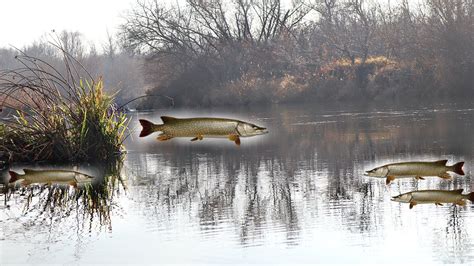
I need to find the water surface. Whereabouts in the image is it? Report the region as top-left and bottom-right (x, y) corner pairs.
(1, 101), (473, 264)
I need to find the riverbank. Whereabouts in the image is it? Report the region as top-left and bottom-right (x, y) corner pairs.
(137, 56), (473, 109)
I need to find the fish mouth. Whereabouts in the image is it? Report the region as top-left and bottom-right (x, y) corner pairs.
(390, 197), (402, 202)
(256, 127), (268, 134)
(391, 196), (407, 203)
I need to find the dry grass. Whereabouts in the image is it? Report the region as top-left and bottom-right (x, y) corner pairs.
(317, 56), (399, 83)
(0, 46), (128, 163)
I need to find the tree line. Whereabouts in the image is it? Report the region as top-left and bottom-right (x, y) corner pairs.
(120, 0), (473, 107)
(1, 1), (472, 108)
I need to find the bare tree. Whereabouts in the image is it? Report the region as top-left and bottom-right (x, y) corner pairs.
(58, 30), (85, 59)
(120, 0), (310, 56)
(347, 0), (377, 64)
(311, 0), (377, 64)
(116, 0), (474, 106)
(103, 30), (117, 59)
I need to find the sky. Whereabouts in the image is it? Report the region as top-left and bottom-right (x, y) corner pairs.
(0, 0), (137, 50)
(0, 0), (406, 51)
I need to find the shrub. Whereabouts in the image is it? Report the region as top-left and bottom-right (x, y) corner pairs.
(0, 47), (128, 163)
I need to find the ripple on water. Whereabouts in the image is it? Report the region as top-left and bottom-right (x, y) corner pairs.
(3, 102), (474, 263)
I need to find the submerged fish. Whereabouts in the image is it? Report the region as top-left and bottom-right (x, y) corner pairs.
(139, 116), (268, 145)
(365, 160), (464, 184)
(392, 189), (474, 209)
(8, 169), (93, 187)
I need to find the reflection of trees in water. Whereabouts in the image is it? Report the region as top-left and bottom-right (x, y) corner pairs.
(236, 168), (265, 245)
(432, 207), (473, 263)
(0, 159), (125, 252)
(129, 152), (303, 245)
(126, 104), (474, 249)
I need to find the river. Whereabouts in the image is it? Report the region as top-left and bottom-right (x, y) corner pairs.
(1, 101), (473, 264)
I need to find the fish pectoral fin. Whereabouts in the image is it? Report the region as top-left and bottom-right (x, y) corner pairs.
(455, 200), (466, 206)
(435, 202), (443, 206)
(191, 135), (203, 141)
(385, 176), (396, 185)
(229, 134), (240, 146)
(69, 181), (78, 188)
(409, 201), (417, 209)
(157, 135), (173, 141)
(438, 173), (451, 179)
(415, 176), (425, 180)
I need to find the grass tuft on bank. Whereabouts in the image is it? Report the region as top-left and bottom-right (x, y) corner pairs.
(0, 46), (128, 163)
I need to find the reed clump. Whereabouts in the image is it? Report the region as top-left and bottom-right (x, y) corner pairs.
(0, 46), (128, 163)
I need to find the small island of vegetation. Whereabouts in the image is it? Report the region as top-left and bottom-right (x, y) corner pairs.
(0, 45), (127, 164)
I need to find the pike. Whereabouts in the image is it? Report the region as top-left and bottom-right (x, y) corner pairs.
(365, 160), (464, 185)
(392, 189), (474, 209)
(8, 169), (94, 187)
(139, 116), (268, 145)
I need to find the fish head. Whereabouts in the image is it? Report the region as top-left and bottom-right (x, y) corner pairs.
(74, 172), (94, 183)
(365, 166), (388, 177)
(237, 122), (268, 137)
(391, 193), (412, 203)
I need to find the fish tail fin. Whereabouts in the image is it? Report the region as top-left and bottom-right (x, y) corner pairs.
(451, 162), (464, 175)
(467, 192), (474, 202)
(8, 171), (21, 183)
(139, 119), (158, 137)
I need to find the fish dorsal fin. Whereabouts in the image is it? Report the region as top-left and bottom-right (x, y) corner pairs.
(434, 160), (448, 165)
(454, 189), (464, 193)
(23, 169), (39, 174)
(161, 116), (177, 123)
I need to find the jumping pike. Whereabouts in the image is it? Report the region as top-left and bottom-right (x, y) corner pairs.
(365, 160), (464, 184)
(139, 116), (268, 145)
(8, 169), (94, 187)
(392, 189), (474, 209)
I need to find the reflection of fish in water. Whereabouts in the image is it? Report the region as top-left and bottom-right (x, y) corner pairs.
(8, 169), (93, 187)
(139, 116), (268, 145)
(392, 189), (474, 209)
(365, 160), (464, 184)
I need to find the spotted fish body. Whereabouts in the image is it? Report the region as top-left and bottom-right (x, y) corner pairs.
(365, 160), (465, 184)
(8, 169), (93, 187)
(139, 116), (268, 145)
(385, 161), (455, 176)
(154, 117), (239, 137)
(392, 189), (474, 209)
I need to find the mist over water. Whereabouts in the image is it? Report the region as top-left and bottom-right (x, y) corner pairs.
(1, 101), (473, 264)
